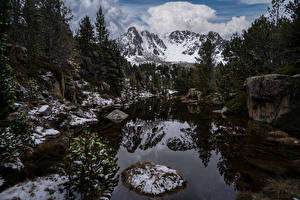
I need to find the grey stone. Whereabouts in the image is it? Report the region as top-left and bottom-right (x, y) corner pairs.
(245, 74), (300, 125)
(106, 109), (129, 123)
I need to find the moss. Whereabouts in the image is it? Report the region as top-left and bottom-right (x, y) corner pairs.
(225, 92), (248, 115)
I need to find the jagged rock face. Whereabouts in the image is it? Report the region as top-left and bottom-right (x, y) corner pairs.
(116, 27), (227, 64)
(118, 27), (144, 57)
(246, 74), (300, 134)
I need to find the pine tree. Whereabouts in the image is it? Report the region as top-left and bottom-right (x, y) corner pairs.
(95, 6), (109, 47)
(195, 33), (216, 93)
(0, 0), (10, 35)
(61, 131), (119, 200)
(243, 16), (274, 74)
(9, 0), (24, 44)
(268, 0), (286, 25)
(40, 0), (73, 65)
(281, 0), (300, 65)
(23, 0), (43, 59)
(0, 37), (16, 120)
(77, 16), (95, 56)
(102, 48), (124, 96)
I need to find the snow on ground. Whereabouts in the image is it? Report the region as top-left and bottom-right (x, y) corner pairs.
(35, 126), (60, 137)
(0, 176), (4, 187)
(123, 162), (185, 196)
(214, 51), (227, 65)
(4, 157), (24, 171)
(82, 91), (114, 107)
(70, 112), (98, 126)
(41, 71), (54, 82)
(38, 105), (49, 113)
(167, 89), (178, 95)
(0, 174), (69, 200)
(163, 38), (198, 63)
(138, 91), (154, 98)
(75, 80), (89, 88)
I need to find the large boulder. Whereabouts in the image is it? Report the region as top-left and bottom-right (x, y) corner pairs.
(245, 74), (300, 134)
(106, 109), (129, 123)
(122, 162), (186, 196)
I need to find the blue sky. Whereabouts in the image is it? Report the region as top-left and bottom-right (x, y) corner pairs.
(119, 0), (269, 22)
(66, 0), (271, 38)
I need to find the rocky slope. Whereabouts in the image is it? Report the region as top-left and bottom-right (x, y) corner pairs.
(116, 27), (227, 65)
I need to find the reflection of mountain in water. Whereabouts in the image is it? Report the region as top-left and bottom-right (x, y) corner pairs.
(119, 98), (300, 192)
(122, 119), (166, 152)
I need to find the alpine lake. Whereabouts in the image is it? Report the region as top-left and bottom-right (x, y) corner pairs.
(93, 97), (300, 200)
(1, 97), (300, 200)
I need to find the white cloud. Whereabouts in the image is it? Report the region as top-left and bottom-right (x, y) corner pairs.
(240, 0), (271, 4)
(66, 0), (134, 38)
(142, 1), (250, 38)
(66, 1), (251, 39)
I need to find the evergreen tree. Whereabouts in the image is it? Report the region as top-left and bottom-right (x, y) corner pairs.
(268, 0), (286, 25)
(23, 0), (43, 59)
(0, 113), (33, 170)
(95, 6), (109, 47)
(77, 16), (95, 56)
(281, 0), (300, 65)
(61, 131), (119, 200)
(40, 0), (73, 65)
(101, 47), (124, 96)
(243, 16), (275, 74)
(0, 37), (16, 120)
(9, 0), (24, 44)
(0, 0), (11, 35)
(195, 33), (216, 93)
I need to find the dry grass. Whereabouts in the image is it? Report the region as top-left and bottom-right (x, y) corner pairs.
(267, 130), (289, 138)
(236, 179), (300, 200)
(265, 130), (300, 146)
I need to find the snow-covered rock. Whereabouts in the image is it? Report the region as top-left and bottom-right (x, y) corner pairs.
(0, 174), (69, 200)
(122, 162), (185, 196)
(106, 109), (129, 123)
(117, 26), (227, 65)
(38, 105), (50, 114)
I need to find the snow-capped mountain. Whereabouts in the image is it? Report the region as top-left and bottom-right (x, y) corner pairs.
(116, 26), (227, 65)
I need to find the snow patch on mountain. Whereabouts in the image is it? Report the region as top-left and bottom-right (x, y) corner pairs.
(117, 27), (227, 65)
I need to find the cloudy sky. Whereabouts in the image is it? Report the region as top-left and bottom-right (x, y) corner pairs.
(65, 0), (271, 39)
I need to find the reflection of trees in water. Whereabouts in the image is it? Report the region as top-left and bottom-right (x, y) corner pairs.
(121, 99), (300, 191)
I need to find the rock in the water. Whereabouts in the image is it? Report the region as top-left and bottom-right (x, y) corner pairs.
(122, 162), (186, 196)
(245, 74), (300, 134)
(186, 88), (202, 101)
(106, 109), (129, 123)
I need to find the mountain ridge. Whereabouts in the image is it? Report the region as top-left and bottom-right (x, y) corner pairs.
(116, 26), (227, 65)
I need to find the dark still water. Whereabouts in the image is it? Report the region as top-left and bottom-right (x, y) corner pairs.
(95, 98), (300, 200)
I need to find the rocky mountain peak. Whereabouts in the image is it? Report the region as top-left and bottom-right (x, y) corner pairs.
(116, 26), (227, 64)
